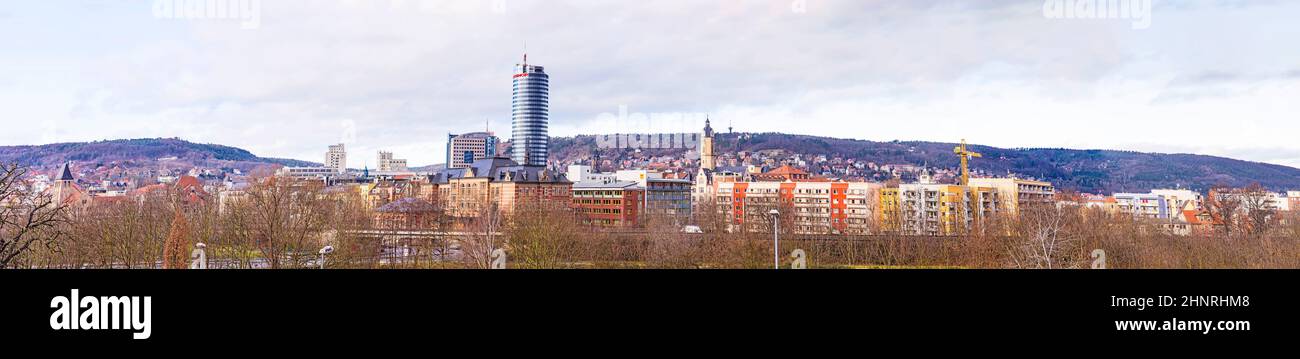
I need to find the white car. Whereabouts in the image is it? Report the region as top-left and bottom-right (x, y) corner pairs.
(680, 225), (704, 234)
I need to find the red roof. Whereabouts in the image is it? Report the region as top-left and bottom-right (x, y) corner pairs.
(765, 165), (808, 176)
(1182, 210), (1223, 226)
(129, 176), (209, 203)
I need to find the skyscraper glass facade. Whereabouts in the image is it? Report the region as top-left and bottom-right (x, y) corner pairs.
(511, 62), (549, 166)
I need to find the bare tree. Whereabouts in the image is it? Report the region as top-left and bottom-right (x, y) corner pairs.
(0, 164), (70, 268)
(1239, 183), (1277, 236)
(460, 204), (505, 269)
(223, 178), (331, 269)
(1008, 204), (1078, 269)
(507, 201), (580, 269)
(1206, 184), (1242, 237)
(161, 210), (190, 269)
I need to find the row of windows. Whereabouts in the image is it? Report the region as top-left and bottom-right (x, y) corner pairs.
(574, 190), (632, 197)
(510, 128), (550, 134)
(574, 199), (626, 205)
(576, 208), (625, 215)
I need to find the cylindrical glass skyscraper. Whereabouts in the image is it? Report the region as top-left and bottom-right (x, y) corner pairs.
(511, 59), (549, 167)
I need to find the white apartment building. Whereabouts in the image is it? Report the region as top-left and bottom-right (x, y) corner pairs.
(1150, 189), (1203, 215)
(325, 143), (347, 173)
(567, 165), (616, 183)
(276, 167), (339, 179)
(967, 177), (1055, 213)
(1113, 193), (1168, 219)
(377, 151), (409, 172)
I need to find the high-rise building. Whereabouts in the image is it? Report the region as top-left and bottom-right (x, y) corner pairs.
(377, 151), (409, 172)
(325, 143), (347, 173)
(511, 55), (549, 167)
(446, 132), (499, 169)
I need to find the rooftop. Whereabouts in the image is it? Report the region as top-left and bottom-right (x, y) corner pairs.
(573, 180), (642, 190)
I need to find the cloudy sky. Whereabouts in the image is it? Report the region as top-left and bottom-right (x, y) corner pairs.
(2, 0), (1298, 168)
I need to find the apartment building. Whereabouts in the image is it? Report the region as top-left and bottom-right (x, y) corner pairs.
(325, 143), (347, 173)
(881, 172), (1000, 236)
(377, 151), (409, 172)
(1113, 192), (1169, 219)
(714, 179), (881, 235)
(968, 177), (1055, 213)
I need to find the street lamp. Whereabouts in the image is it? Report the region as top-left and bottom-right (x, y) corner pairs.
(768, 209), (780, 270)
(318, 246), (335, 270)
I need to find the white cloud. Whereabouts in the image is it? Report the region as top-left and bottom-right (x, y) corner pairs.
(1, 0), (1298, 168)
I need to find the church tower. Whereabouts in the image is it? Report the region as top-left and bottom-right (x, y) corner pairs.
(700, 116), (716, 171)
(51, 162), (79, 204)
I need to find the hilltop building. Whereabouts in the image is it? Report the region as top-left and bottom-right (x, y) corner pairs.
(594, 133), (700, 150)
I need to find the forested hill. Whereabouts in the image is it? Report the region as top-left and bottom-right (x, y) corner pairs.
(0, 138), (317, 172)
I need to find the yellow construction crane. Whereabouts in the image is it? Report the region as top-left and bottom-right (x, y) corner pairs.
(954, 139), (982, 186)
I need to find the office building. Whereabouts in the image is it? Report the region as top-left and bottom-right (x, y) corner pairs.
(511, 55), (550, 166)
(446, 132), (500, 169)
(572, 180), (644, 227)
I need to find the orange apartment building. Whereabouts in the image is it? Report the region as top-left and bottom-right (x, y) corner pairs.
(712, 166), (881, 235)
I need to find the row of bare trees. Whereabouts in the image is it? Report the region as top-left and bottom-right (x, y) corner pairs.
(2, 160), (1297, 269)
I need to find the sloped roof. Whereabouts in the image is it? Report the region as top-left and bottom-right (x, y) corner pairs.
(430, 157), (569, 184)
(766, 165), (808, 176)
(175, 175), (203, 191)
(1182, 209), (1223, 225)
(57, 162), (75, 181)
(573, 180), (641, 190)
